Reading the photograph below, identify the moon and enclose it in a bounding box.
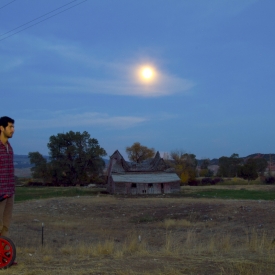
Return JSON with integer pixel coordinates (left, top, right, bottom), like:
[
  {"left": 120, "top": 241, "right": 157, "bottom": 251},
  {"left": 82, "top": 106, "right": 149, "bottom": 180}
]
[
  {"left": 138, "top": 66, "right": 157, "bottom": 84},
  {"left": 142, "top": 67, "right": 153, "bottom": 79}
]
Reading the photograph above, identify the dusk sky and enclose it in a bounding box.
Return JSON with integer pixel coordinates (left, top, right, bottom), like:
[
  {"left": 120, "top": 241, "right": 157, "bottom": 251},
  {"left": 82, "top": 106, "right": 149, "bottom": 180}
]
[{"left": 1, "top": 0, "right": 274, "bottom": 160}]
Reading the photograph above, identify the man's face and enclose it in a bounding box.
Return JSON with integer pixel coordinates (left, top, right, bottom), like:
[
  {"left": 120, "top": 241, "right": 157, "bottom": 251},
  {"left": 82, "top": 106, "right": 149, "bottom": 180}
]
[{"left": 0, "top": 122, "right": 15, "bottom": 139}]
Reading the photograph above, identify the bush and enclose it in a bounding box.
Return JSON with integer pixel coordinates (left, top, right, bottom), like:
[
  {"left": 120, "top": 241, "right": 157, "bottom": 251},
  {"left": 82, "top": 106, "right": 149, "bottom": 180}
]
[
  {"left": 188, "top": 179, "right": 200, "bottom": 186},
  {"left": 211, "top": 177, "right": 224, "bottom": 185},
  {"left": 264, "top": 176, "right": 275, "bottom": 184},
  {"left": 201, "top": 178, "right": 212, "bottom": 185},
  {"left": 199, "top": 177, "right": 223, "bottom": 186}
]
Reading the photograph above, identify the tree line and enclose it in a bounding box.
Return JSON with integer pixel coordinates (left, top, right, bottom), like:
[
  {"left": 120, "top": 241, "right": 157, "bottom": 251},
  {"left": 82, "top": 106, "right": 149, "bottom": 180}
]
[
  {"left": 126, "top": 144, "right": 269, "bottom": 183},
  {"left": 217, "top": 153, "right": 268, "bottom": 180},
  {"left": 29, "top": 132, "right": 270, "bottom": 186}
]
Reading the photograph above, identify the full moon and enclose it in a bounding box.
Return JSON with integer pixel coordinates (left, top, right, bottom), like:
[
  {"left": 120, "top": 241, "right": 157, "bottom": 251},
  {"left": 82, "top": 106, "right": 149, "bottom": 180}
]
[
  {"left": 135, "top": 64, "right": 158, "bottom": 86},
  {"left": 142, "top": 67, "right": 153, "bottom": 79}
]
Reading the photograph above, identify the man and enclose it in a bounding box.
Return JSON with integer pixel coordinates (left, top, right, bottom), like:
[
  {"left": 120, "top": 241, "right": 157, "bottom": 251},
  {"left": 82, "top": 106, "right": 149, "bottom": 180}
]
[{"left": 0, "top": 116, "right": 15, "bottom": 237}]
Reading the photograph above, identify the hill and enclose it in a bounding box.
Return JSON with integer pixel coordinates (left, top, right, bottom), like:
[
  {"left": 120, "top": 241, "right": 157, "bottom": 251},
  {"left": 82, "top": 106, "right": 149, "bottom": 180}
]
[
  {"left": 14, "top": 154, "right": 50, "bottom": 168},
  {"left": 14, "top": 155, "right": 110, "bottom": 168},
  {"left": 14, "top": 153, "right": 275, "bottom": 169},
  {"left": 199, "top": 153, "right": 275, "bottom": 166}
]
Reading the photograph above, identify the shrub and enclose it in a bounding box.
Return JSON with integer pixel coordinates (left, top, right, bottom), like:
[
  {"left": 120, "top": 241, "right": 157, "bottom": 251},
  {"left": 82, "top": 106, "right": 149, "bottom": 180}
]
[
  {"left": 188, "top": 179, "right": 200, "bottom": 186},
  {"left": 201, "top": 178, "right": 212, "bottom": 185},
  {"left": 264, "top": 176, "right": 275, "bottom": 184},
  {"left": 211, "top": 177, "right": 224, "bottom": 185}
]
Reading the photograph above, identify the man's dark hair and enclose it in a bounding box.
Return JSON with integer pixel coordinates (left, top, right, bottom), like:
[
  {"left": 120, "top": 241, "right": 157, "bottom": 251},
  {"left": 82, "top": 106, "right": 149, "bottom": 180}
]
[{"left": 0, "top": 116, "right": 15, "bottom": 133}]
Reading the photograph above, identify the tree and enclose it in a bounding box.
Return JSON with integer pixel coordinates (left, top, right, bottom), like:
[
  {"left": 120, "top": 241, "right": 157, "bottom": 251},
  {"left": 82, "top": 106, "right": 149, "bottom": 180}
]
[
  {"left": 28, "top": 152, "right": 50, "bottom": 182},
  {"left": 237, "top": 162, "right": 258, "bottom": 181},
  {"left": 170, "top": 150, "right": 197, "bottom": 168},
  {"left": 29, "top": 131, "right": 107, "bottom": 186},
  {"left": 200, "top": 158, "right": 210, "bottom": 170},
  {"left": 237, "top": 157, "right": 267, "bottom": 182},
  {"left": 246, "top": 157, "right": 268, "bottom": 175},
  {"left": 199, "top": 168, "right": 213, "bottom": 177},
  {"left": 217, "top": 153, "right": 243, "bottom": 177},
  {"left": 126, "top": 142, "right": 155, "bottom": 163},
  {"left": 199, "top": 158, "right": 213, "bottom": 177},
  {"left": 169, "top": 150, "right": 197, "bottom": 184}
]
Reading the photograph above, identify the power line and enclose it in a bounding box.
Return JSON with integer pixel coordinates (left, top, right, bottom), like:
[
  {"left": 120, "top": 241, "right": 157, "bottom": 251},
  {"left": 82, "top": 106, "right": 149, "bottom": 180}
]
[
  {"left": 0, "top": 0, "right": 82, "bottom": 38},
  {"left": 0, "top": 0, "right": 88, "bottom": 42},
  {"left": 0, "top": 0, "right": 79, "bottom": 38},
  {"left": 0, "top": 0, "right": 16, "bottom": 10}
]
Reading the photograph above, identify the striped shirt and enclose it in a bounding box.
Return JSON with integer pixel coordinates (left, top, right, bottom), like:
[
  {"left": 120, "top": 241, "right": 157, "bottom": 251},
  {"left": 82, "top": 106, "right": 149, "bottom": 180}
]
[{"left": 0, "top": 141, "right": 15, "bottom": 196}]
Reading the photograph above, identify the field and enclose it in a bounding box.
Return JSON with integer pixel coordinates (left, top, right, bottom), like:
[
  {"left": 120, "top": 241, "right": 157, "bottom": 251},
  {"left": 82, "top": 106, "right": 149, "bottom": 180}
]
[{"left": 4, "top": 185, "right": 275, "bottom": 274}]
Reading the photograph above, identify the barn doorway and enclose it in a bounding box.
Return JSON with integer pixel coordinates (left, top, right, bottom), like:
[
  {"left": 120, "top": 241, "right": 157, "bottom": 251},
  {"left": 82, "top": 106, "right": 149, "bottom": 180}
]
[
  {"left": 148, "top": 183, "right": 154, "bottom": 194},
  {"left": 131, "top": 183, "right": 137, "bottom": 195}
]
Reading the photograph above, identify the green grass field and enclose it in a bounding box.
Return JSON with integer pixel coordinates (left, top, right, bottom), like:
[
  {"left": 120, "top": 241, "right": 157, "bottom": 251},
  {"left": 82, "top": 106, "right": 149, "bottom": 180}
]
[
  {"left": 14, "top": 185, "right": 275, "bottom": 203},
  {"left": 14, "top": 186, "right": 101, "bottom": 202},
  {"left": 187, "top": 189, "right": 275, "bottom": 200}
]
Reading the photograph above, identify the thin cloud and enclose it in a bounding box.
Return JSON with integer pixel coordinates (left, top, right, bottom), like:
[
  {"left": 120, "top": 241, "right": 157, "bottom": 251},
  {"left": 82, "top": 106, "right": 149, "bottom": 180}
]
[
  {"left": 0, "top": 56, "right": 24, "bottom": 72},
  {"left": 54, "top": 74, "right": 194, "bottom": 97},
  {"left": 1, "top": 36, "right": 195, "bottom": 97},
  {"left": 42, "top": 41, "right": 196, "bottom": 97},
  {"left": 16, "top": 112, "right": 148, "bottom": 130}
]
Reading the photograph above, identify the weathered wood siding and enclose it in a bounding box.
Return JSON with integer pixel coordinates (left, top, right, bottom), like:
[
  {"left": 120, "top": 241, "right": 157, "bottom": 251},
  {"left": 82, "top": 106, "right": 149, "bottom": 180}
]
[{"left": 110, "top": 180, "right": 180, "bottom": 195}]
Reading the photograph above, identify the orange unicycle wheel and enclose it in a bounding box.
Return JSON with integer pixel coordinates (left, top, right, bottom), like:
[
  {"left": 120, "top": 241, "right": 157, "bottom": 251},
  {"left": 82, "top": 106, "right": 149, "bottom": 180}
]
[{"left": 0, "top": 236, "right": 16, "bottom": 269}]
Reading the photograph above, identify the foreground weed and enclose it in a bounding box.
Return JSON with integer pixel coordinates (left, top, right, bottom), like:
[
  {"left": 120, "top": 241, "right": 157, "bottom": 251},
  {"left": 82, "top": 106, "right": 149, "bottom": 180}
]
[
  {"left": 221, "top": 261, "right": 274, "bottom": 275},
  {"left": 186, "top": 232, "right": 233, "bottom": 255},
  {"left": 121, "top": 235, "right": 149, "bottom": 256},
  {"left": 218, "top": 233, "right": 232, "bottom": 252},
  {"left": 92, "top": 240, "right": 115, "bottom": 256},
  {"left": 42, "top": 255, "right": 54, "bottom": 262},
  {"left": 60, "top": 244, "right": 74, "bottom": 255},
  {"left": 50, "top": 220, "right": 78, "bottom": 230},
  {"left": 246, "top": 228, "right": 272, "bottom": 253},
  {"left": 115, "top": 267, "right": 184, "bottom": 275},
  {"left": 161, "top": 267, "right": 185, "bottom": 275},
  {"left": 185, "top": 229, "right": 197, "bottom": 248},
  {"left": 16, "top": 243, "right": 38, "bottom": 255},
  {"left": 164, "top": 230, "right": 173, "bottom": 254},
  {"left": 206, "top": 236, "right": 216, "bottom": 254},
  {"left": 115, "top": 270, "right": 136, "bottom": 275},
  {"left": 163, "top": 218, "right": 192, "bottom": 229},
  {"left": 163, "top": 231, "right": 181, "bottom": 255},
  {"left": 60, "top": 240, "right": 115, "bottom": 257}
]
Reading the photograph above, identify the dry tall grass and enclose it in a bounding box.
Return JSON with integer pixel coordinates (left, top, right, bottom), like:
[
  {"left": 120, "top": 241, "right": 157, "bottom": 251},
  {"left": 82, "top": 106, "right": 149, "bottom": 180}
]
[
  {"left": 6, "top": 196, "right": 275, "bottom": 274},
  {"left": 6, "top": 228, "right": 275, "bottom": 275}
]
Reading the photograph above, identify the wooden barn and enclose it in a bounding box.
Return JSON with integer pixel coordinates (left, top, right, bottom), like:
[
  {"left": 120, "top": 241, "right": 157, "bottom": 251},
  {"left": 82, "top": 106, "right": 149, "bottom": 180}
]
[{"left": 106, "top": 150, "right": 180, "bottom": 195}]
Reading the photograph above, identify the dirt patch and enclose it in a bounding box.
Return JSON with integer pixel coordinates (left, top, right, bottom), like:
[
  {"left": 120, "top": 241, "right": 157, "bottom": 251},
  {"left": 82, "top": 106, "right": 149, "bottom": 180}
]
[{"left": 7, "top": 194, "right": 275, "bottom": 274}]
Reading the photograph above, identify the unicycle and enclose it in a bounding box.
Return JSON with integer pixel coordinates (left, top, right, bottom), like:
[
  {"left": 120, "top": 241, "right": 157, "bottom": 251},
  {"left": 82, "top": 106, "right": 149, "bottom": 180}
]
[
  {"left": 0, "top": 236, "right": 16, "bottom": 268},
  {"left": 0, "top": 195, "right": 16, "bottom": 269}
]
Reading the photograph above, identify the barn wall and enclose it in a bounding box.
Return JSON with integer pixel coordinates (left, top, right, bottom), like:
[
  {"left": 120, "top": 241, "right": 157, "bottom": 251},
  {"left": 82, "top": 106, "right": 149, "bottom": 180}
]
[
  {"left": 111, "top": 181, "right": 180, "bottom": 195},
  {"left": 114, "top": 182, "right": 127, "bottom": 194},
  {"left": 169, "top": 182, "right": 181, "bottom": 193},
  {"left": 106, "top": 177, "right": 114, "bottom": 194}
]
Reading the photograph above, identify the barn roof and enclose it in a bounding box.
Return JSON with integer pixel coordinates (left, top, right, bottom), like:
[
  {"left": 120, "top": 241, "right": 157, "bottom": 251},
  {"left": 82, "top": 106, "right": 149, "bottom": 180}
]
[
  {"left": 109, "top": 150, "right": 170, "bottom": 172},
  {"left": 112, "top": 172, "right": 180, "bottom": 183}
]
